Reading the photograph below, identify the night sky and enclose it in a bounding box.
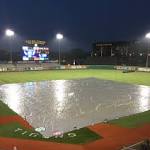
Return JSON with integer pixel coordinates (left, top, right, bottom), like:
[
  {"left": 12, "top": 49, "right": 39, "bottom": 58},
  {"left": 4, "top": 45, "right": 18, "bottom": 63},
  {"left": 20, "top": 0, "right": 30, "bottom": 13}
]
[{"left": 0, "top": 0, "right": 150, "bottom": 51}]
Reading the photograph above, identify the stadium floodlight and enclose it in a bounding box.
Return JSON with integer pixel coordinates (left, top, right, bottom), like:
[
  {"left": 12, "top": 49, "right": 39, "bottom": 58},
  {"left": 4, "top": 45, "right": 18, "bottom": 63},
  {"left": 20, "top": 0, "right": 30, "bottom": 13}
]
[
  {"left": 56, "top": 33, "right": 64, "bottom": 65},
  {"left": 5, "top": 29, "right": 15, "bottom": 37},
  {"left": 5, "top": 29, "right": 15, "bottom": 63},
  {"left": 56, "top": 33, "right": 63, "bottom": 40},
  {"left": 145, "top": 33, "right": 150, "bottom": 39},
  {"left": 34, "top": 44, "right": 38, "bottom": 47},
  {"left": 145, "top": 32, "right": 150, "bottom": 67}
]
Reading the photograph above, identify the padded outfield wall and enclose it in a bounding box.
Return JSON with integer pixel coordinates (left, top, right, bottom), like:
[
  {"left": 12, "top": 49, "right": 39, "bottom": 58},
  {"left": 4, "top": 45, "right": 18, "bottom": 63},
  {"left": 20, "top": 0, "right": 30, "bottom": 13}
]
[{"left": 0, "top": 63, "right": 150, "bottom": 72}]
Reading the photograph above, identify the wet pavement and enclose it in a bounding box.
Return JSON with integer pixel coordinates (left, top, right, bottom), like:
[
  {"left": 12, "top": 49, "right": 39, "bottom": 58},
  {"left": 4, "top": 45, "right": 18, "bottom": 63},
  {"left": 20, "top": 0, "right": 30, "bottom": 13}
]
[{"left": 0, "top": 78, "right": 150, "bottom": 137}]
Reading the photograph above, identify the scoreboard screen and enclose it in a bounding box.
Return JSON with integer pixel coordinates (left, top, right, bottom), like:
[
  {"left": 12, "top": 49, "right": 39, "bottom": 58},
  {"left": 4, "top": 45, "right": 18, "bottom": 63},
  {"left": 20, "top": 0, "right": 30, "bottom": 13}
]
[{"left": 22, "top": 46, "right": 49, "bottom": 61}]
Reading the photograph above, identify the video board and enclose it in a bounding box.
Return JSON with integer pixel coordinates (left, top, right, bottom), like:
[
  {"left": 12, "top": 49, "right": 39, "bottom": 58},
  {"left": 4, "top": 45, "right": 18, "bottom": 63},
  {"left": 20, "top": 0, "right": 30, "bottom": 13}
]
[{"left": 22, "top": 46, "right": 49, "bottom": 61}]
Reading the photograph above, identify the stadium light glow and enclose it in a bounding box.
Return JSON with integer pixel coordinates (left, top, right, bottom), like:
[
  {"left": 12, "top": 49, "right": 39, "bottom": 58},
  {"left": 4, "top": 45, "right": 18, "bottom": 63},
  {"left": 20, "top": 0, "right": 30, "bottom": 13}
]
[
  {"left": 145, "top": 33, "right": 150, "bottom": 39},
  {"left": 34, "top": 44, "right": 38, "bottom": 47},
  {"left": 56, "top": 33, "right": 63, "bottom": 40},
  {"left": 5, "top": 29, "right": 15, "bottom": 63},
  {"left": 5, "top": 29, "right": 15, "bottom": 37},
  {"left": 56, "top": 33, "right": 64, "bottom": 65}
]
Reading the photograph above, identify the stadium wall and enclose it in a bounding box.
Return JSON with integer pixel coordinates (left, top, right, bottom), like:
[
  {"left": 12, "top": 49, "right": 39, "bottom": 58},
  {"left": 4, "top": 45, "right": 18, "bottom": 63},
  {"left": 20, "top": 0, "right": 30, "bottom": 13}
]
[
  {"left": 0, "top": 63, "right": 150, "bottom": 72},
  {"left": 115, "top": 66, "right": 150, "bottom": 72}
]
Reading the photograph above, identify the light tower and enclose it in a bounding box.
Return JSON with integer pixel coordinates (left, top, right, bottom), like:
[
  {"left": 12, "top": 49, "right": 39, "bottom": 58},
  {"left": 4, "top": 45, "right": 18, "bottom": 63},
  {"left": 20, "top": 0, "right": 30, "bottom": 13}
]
[
  {"left": 5, "top": 29, "right": 15, "bottom": 63},
  {"left": 56, "top": 33, "right": 63, "bottom": 65},
  {"left": 145, "top": 32, "right": 150, "bottom": 67}
]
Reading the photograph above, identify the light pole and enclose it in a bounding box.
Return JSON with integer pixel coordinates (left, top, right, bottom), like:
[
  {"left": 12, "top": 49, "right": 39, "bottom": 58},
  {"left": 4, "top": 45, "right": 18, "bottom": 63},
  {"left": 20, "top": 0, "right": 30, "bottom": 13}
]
[
  {"left": 5, "top": 29, "right": 15, "bottom": 63},
  {"left": 145, "top": 33, "right": 150, "bottom": 67},
  {"left": 56, "top": 33, "right": 63, "bottom": 65}
]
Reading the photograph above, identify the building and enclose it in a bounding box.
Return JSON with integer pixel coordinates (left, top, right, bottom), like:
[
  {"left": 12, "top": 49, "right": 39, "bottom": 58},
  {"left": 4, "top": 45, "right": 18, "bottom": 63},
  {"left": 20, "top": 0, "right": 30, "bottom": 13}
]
[
  {"left": 92, "top": 41, "right": 142, "bottom": 57},
  {"left": 91, "top": 41, "right": 149, "bottom": 66}
]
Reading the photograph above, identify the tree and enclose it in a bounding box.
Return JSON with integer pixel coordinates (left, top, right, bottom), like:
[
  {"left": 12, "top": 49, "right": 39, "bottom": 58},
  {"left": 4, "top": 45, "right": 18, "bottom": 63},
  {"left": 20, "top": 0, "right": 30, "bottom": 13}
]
[
  {"left": 0, "top": 49, "right": 10, "bottom": 61},
  {"left": 69, "top": 48, "right": 88, "bottom": 59}
]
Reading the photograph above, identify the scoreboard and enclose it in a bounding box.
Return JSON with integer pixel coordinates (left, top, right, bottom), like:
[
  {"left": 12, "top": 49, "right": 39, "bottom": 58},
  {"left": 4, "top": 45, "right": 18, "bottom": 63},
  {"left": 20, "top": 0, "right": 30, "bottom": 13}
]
[{"left": 22, "top": 46, "right": 49, "bottom": 61}]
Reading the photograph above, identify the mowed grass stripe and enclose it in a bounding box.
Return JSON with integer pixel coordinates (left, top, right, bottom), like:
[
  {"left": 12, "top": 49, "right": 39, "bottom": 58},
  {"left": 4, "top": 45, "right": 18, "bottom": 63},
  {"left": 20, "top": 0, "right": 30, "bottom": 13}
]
[{"left": 0, "top": 69, "right": 150, "bottom": 86}]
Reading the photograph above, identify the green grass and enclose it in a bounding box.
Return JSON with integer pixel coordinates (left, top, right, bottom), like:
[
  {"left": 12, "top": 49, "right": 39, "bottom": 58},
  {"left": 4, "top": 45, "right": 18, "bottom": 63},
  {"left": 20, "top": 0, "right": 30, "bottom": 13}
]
[
  {"left": 0, "top": 123, "right": 41, "bottom": 140},
  {"left": 109, "top": 110, "right": 150, "bottom": 128},
  {"left": 0, "top": 69, "right": 150, "bottom": 143},
  {"left": 0, "top": 100, "right": 17, "bottom": 116},
  {"left": 0, "top": 69, "right": 150, "bottom": 86},
  {"left": 48, "top": 127, "right": 101, "bottom": 144},
  {"left": 0, "top": 122, "right": 101, "bottom": 144}
]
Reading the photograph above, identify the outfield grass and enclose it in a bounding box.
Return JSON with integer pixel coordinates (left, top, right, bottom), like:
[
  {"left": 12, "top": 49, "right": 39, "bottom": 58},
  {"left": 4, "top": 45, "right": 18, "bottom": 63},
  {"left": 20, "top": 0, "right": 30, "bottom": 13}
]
[{"left": 0, "top": 69, "right": 150, "bottom": 86}]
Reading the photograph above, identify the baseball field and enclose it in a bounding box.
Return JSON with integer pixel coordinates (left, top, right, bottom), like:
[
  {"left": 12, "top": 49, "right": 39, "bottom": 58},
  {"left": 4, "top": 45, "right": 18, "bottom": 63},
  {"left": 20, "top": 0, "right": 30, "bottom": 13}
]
[{"left": 0, "top": 69, "right": 150, "bottom": 150}]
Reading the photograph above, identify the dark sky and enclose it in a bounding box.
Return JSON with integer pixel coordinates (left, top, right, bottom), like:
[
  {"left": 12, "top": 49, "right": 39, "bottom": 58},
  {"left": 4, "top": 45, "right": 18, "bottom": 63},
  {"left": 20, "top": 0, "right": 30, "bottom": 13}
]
[{"left": 0, "top": 0, "right": 150, "bottom": 51}]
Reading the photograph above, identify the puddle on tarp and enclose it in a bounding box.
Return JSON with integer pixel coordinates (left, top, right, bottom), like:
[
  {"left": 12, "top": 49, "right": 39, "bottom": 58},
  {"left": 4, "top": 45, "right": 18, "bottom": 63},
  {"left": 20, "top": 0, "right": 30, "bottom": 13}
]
[{"left": 0, "top": 78, "right": 150, "bottom": 137}]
